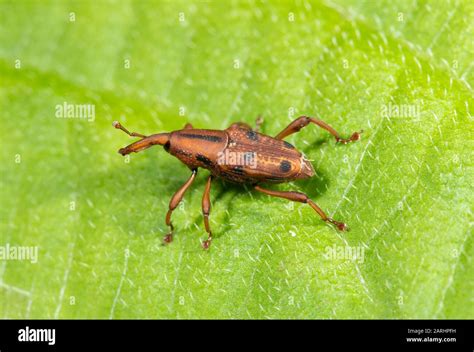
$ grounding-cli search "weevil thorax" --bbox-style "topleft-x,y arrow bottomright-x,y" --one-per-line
165,129 -> 228,170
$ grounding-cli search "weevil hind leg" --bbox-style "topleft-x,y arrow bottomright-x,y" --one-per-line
275,115 -> 362,144
254,185 -> 348,231
201,175 -> 214,250
163,169 -> 198,244
112,121 -> 148,139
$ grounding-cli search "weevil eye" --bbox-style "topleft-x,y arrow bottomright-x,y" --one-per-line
164,141 -> 171,151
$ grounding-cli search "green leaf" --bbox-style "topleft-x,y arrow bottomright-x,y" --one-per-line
1,0 -> 472,319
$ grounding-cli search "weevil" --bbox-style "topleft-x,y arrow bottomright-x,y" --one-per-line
113,116 -> 362,249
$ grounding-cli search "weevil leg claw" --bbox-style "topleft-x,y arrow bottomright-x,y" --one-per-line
327,218 -> 349,232
336,130 -> 363,144
202,236 -> 212,250
163,233 -> 173,244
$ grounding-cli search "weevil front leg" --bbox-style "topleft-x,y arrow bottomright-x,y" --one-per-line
113,121 -> 148,139
254,185 -> 348,231
275,116 -> 362,144
201,175 -> 213,250
163,169 -> 198,244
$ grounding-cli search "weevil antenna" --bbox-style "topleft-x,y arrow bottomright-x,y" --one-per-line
112,121 -> 147,139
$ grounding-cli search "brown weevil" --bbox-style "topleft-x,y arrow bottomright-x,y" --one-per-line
113,116 -> 362,249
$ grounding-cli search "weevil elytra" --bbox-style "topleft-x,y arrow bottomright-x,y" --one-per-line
113,116 -> 362,249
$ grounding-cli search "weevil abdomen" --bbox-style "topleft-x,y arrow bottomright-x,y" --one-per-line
217,125 -> 315,184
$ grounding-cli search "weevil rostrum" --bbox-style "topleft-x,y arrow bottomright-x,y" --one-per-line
113,116 -> 362,249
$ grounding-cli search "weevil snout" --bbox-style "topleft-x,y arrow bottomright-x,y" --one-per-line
118,133 -> 170,155
113,121 -> 170,155
118,146 -> 132,156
